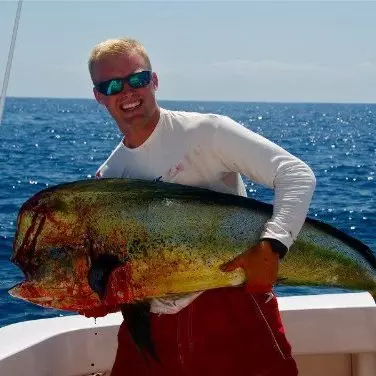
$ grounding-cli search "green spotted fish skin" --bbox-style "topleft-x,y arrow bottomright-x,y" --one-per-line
9,178 -> 376,312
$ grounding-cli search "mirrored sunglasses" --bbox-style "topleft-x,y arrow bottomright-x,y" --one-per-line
95,70 -> 152,96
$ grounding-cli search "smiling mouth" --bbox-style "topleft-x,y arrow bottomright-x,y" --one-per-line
121,100 -> 142,112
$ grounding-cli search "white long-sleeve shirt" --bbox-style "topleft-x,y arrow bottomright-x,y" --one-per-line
96,107 -> 316,314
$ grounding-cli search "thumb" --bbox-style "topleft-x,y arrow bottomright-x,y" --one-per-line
221,255 -> 243,272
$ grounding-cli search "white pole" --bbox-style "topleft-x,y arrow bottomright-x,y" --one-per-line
0,0 -> 23,125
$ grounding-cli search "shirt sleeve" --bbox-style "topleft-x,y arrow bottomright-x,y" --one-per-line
96,143 -> 126,179
212,115 -> 316,249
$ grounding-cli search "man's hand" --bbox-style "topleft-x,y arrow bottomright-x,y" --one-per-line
221,240 -> 279,293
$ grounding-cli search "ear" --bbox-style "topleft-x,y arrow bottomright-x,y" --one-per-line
93,88 -> 104,104
151,72 -> 158,91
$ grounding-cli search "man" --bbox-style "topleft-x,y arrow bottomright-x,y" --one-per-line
86,37 -> 316,376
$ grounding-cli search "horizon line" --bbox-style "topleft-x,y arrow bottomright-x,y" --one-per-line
4,96 -> 376,106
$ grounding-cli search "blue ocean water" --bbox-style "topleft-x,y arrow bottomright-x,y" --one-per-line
0,98 -> 375,328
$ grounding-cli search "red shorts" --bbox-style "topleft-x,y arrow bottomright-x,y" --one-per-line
110,287 -> 298,376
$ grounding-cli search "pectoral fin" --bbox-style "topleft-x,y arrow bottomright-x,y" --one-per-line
121,302 -> 160,362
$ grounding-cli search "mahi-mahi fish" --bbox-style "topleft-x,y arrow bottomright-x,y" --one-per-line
9,178 -> 376,310
9,179 -> 376,356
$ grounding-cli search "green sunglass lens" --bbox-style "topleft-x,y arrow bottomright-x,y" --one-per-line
129,71 -> 151,88
129,75 -> 144,88
107,80 -> 123,95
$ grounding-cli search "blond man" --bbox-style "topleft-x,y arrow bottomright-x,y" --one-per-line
83,37 -> 316,376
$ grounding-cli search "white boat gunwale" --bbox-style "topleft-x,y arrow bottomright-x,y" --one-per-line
1,292 -> 376,376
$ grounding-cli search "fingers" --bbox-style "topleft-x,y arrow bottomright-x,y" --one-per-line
221,244 -> 279,292
221,255 -> 244,272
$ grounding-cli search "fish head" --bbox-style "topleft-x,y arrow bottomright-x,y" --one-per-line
9,187 -> 103,312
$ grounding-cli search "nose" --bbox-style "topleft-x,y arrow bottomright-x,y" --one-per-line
120,83 -> 138,96
120,88 -> 136,97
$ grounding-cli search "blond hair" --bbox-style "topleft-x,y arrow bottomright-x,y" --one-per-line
88,38 -> 152,80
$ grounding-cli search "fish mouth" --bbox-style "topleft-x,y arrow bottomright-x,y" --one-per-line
8,281 -> 101,312
9,282 -> 55,306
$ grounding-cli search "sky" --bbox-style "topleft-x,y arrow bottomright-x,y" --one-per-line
1,1 -> 376,103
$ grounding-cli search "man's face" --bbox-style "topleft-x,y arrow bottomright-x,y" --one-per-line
92,52 -> 159,133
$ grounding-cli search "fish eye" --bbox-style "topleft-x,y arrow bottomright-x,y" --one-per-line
48,198 -> 69,213
48,247 -> 71,260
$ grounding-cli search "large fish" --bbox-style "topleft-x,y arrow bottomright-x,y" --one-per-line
9,178 -> 376,312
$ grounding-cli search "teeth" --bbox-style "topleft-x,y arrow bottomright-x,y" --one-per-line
121,101 -> 141,110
